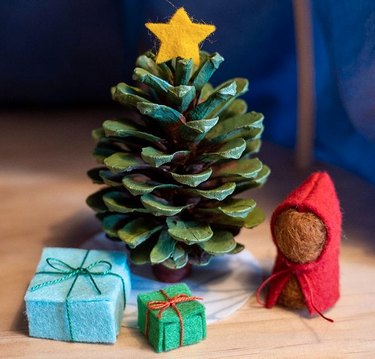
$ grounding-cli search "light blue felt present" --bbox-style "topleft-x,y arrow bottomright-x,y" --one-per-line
24,247 -> 131,343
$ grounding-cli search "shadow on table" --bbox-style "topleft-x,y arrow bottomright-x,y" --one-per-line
10,303 -> 28,334
43,210 -> 101,248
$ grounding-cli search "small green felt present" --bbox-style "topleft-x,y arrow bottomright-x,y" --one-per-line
137,283 -> 206,352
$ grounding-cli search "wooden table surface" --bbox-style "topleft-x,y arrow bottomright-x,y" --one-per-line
1,109 -> 375,359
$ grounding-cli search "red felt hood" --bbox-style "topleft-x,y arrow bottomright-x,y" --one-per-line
265,172 -> 342,315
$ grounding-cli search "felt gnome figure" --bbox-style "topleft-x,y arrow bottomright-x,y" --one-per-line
257,172 -> 342,321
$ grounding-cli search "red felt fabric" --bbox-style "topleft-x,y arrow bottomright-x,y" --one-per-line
265,172 -> 342,315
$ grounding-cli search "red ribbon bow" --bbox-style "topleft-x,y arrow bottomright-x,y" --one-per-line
145,289 -> 203,347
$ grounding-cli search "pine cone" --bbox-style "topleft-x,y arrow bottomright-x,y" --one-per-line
87,51 -> 270,269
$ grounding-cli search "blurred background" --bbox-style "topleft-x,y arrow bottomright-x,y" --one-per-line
1,0 -> 375,184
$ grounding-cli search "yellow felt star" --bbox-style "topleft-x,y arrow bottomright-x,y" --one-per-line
145,7 -> 216,65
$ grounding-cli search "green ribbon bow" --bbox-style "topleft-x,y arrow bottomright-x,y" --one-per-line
30,250 -> 126,342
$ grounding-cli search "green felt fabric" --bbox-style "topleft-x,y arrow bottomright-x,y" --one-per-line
137,283 -> 206,352
24,247 -> 131,343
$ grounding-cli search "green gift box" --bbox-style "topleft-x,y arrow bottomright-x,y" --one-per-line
137,283 -> 206,352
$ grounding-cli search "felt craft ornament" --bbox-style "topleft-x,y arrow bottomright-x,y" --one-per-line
87,7 -> 270,283
256,172 -> 341,321
146,7 -> 216,65
137,283 -> 206,352
24,248 -> 131,343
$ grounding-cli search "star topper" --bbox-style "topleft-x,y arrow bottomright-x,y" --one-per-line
145,7 -> 216,65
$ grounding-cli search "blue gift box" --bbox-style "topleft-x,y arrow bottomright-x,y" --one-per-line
24,247 -> 131,343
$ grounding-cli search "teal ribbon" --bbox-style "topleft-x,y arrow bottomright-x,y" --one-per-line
30,250 -> 126,342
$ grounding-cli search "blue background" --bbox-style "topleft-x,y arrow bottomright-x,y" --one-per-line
1,0 -> 374,184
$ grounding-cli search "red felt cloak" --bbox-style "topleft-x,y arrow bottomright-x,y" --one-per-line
260,172 -> 342,317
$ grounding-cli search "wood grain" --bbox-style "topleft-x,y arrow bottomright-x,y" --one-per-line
1,110 -> 375,358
